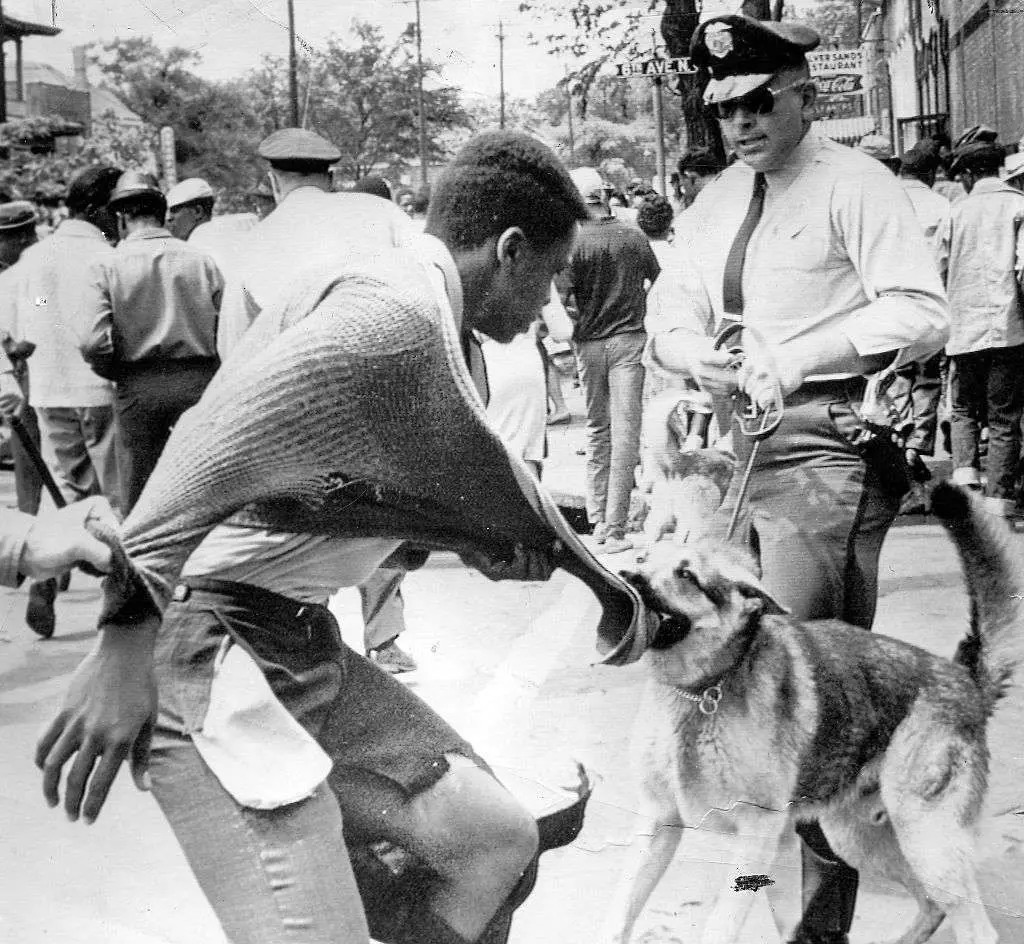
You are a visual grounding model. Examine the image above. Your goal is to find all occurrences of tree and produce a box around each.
[88,38,265,191]
[520,0,787,160]
[247,22,473,182]
[785,0,860,48]
[0,113,158,202]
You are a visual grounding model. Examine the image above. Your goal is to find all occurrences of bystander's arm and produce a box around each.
[78,265,119,380]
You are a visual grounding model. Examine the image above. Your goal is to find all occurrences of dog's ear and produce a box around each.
[717,556,789,616]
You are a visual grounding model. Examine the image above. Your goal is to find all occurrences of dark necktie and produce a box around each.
[721,172,767,322]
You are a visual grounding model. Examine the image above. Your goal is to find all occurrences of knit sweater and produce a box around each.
[95,241,650,665]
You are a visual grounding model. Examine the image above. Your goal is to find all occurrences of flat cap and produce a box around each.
[691,14,820,104]
[0,200,37,232]
[1003,152,1024,184]
[166,177,215,209]
[857,134,894,161]
[569,167,605,204]
[257,128,341,165]
[900,141,940,175]
[950,140,1006,176]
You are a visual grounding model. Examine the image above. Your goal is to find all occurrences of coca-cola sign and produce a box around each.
[816,74,864,96]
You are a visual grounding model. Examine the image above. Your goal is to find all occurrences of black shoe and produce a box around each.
[26,578,57,638]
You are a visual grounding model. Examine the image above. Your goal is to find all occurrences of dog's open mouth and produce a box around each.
[622,570,694,650]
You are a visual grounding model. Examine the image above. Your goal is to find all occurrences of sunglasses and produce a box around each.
[707,80,808,121]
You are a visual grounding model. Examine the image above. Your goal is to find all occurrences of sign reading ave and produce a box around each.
[615,56,697,79]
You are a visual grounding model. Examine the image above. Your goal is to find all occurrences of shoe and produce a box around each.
[368,639,418,674]
[546,410,571,426]
[591,521,608,544]
[26,578,57,639]
[601,534,633,555]
[787,935,849,944]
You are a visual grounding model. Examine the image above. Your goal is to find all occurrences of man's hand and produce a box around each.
[0,372,24,417]
[36,624,158,824]
[734,345,802,412]
[460,543,556,581]
[20,497,117,581]
[648,332,739,396]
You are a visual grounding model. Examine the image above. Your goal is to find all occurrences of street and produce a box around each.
[1,410,1023,943]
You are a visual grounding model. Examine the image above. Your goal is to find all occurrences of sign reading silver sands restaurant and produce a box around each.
[808,48,865,120]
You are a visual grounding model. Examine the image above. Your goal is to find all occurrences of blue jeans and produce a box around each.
[575,331,646,533]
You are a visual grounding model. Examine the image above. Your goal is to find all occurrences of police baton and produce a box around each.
[7,414,67,508]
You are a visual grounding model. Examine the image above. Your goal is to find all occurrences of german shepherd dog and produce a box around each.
[605,483,1018,944]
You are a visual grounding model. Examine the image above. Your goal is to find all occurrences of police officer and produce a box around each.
[649,15,948,944]
[216,128,410,357]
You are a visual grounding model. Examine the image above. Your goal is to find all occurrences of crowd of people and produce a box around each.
[0,8,1020,944]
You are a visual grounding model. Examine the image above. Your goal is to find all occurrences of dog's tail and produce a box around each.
[931,481,1024,713]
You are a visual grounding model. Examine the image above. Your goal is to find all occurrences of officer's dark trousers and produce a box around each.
[114,358,219,514]
[719,378,900,941]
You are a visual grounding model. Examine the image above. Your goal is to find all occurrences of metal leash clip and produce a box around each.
[712,322,785,540]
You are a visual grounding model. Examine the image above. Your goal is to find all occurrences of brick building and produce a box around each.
[865,0,1024,154]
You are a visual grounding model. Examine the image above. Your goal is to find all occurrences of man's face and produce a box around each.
[398,194,416,217]
[715,75,814,172]
[474,228,577,344]
[166,203,201,240]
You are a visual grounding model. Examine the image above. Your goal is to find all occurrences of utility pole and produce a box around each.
[287,0,299,126]
[415,0,429,188]
[0,0,7,124]
[651,30,666,196]
[566,81,575,161]
[498,20,506,129]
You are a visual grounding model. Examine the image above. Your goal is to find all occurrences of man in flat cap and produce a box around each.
[80,171,223,513]
[643,13,949,944]
[217,128,410,356]
[945,137,1024,521]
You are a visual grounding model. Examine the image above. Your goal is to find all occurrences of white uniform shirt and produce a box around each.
[946,176,1024,356]
[217,189,414,358]
[672,130,949,374]
[0,220,116,408]
[900,178,951,283]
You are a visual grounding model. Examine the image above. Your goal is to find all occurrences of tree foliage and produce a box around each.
[0,113,157,200]
[784,0,861,48]
[519,0,786,159]
[247,22,472,182]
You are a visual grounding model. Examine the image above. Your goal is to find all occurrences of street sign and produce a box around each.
[807,48,864,116]
[614,56,697,79]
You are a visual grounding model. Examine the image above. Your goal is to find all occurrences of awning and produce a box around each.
[816,115,878,146]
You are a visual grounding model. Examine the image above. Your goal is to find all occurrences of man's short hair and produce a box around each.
[67,166,122,214]
[678,148,723,177]
[427,131,589,251]
[636,195,674,240]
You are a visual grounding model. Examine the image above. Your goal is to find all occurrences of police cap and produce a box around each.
[257,128,341,168]
[0,200,37,233]
[690,14,819,104]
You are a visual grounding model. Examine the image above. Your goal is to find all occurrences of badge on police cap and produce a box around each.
[704,23,734,59]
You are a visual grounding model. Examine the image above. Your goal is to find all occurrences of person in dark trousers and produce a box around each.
[649,15,948,943]
[560,167,660,555]
[80,171,222,512]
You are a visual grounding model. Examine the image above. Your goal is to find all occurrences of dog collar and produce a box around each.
[674,682,723,716]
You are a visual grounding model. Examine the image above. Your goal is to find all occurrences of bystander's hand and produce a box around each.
[20,496,117,580]
[0,372,24,417]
